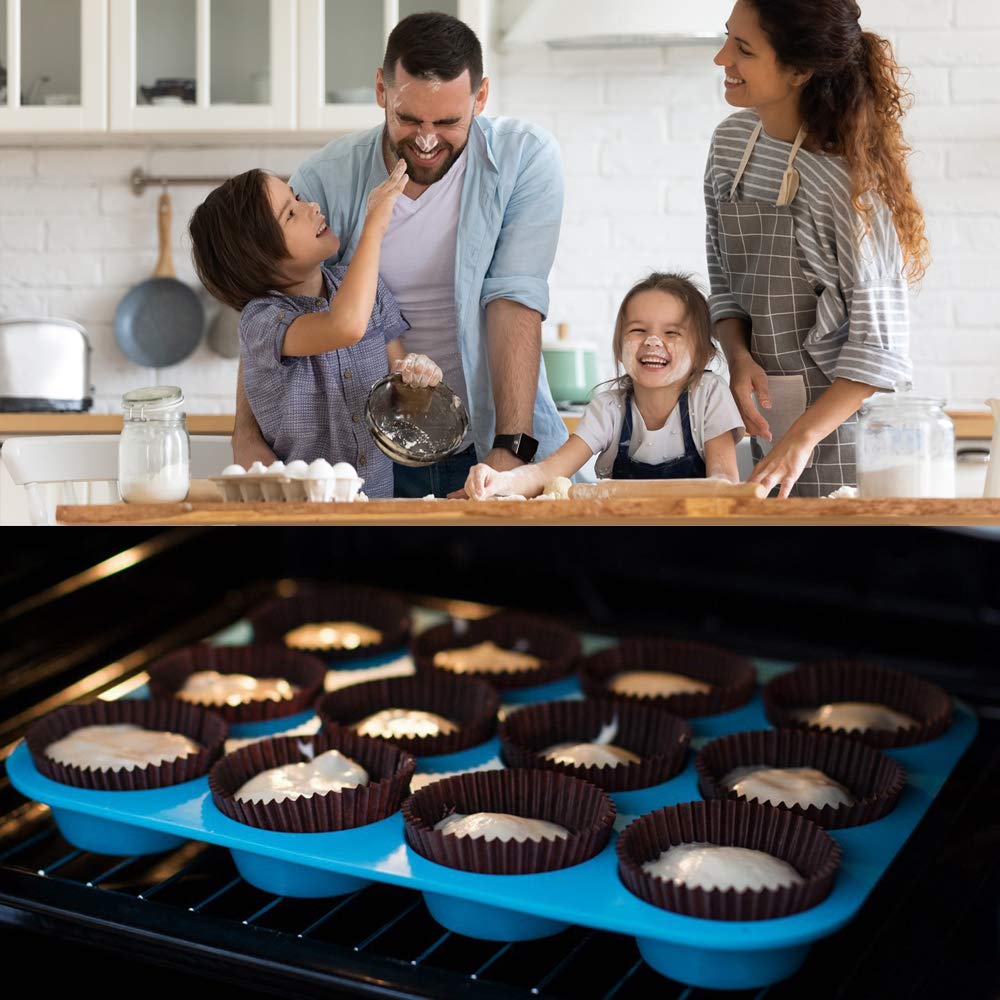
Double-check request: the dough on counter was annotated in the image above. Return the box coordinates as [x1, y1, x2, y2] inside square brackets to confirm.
[284, 621, 383, 651]
[534, 476, 573, 501]
[608, 670, 712, 698]
[176, 670, 296, 707]
[45, 724, 200, 771]
[642, 842, 803, 892]
[434, 811, 569, 842]
[354, 708, 458, 740]
[490, 494, 527, 501]
[822, 485, 859, 499]
[234, 748, 368, 803]
[789, 701, 917, 733]
[720, 765, 855, 810]
[541, 741, 640, 768]
[433, 639, 544, 675]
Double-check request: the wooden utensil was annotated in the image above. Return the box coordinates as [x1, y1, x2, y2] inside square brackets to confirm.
[570, 479, 768, 500]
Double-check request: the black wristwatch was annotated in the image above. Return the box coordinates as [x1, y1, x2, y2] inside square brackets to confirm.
[492, 433, 539, 463]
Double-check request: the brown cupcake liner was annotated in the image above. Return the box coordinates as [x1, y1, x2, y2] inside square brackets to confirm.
[403, 768, 615, 875]
[246, 583, 412, 667]
[578, 639, 757, 718]
[762, 661, 952, 748]
[147, 643, 326, 725]
[499, 698, 691, 793]
[315, 673, 500, 757]
[695, 728, 906, 829]
[616, 799, 841, 921]
[209, 727, 415, 833]
[412, 611, 582, 691]
[25, 699, 227, 791]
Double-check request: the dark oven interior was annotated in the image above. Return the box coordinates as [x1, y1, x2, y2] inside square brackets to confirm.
[1, 528, 998, 999]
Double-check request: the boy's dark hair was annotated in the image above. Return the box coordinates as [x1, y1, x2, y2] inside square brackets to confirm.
[383, 12, 483, 92]
[189, 169, 291, 312]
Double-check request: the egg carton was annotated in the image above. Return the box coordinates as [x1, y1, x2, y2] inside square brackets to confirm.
[209, 474, 366, 503]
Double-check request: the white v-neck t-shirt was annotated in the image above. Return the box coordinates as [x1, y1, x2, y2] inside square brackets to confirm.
[378, 149, 471, 443]
[574, 374, 745, 478]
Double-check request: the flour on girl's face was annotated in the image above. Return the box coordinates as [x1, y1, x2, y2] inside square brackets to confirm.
[619, 291, 695, 390]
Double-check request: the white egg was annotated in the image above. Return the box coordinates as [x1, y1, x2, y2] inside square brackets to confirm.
[221, 464, 246, 477]
[308, 458, 335, 478]
[247, 461, 268, 475]
[331, 462, 357, 479]
[285, 460, 309, 478]
[266, 461, 286, 476]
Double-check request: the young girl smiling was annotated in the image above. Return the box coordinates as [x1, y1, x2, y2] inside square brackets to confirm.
[190, 161, 443, 499]
[464, 273, 745, 500]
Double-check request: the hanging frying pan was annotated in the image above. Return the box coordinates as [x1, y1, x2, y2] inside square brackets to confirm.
[114, 190, 204, 367]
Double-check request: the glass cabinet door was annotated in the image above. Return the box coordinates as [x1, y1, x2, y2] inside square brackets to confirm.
[111, 0, 294, 131]
[0, 0, 106, 129]
[300, 0, 484, 131]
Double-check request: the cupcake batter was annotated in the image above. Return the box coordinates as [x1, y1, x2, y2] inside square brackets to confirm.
[235, 748, 369, 803]
[642, 842, 803, 891]
[45, 724, 200, 771]
[177, 670, 296, 707]
[608, 670, 712, 697]
[284, 621, 383, 651]
[354, 708, 458, 739]
[434, 811, 569, 842]
[721, 765, 855, 810]
[790, 701, 916, 733]
[541, 741, 640, 768]
[433, 640, 543, 675]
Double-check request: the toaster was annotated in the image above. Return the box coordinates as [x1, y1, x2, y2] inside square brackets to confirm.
[0, 317, 93, 411]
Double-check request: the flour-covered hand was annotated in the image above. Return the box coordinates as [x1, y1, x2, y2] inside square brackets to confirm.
[392, 353, 442, 389]
[464, 463, 515, 501]
[748, 431, 814, 499]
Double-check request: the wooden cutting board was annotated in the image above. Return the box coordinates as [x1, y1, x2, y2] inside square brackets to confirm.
[570, 479, 768, 499]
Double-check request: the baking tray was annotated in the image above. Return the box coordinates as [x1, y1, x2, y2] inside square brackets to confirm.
[7, 618, 977, 992]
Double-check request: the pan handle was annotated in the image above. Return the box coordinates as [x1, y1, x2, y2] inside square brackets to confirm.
[153, 190, 176, 279]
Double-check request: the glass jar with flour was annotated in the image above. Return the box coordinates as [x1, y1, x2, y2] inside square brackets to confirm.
[856, 391, 955, 498]
[119, 386, 190, 503]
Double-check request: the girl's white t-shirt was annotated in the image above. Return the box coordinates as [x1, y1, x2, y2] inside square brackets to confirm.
[574, 374, 745, 478]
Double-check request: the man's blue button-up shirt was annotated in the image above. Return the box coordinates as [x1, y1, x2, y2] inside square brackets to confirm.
[289, 115, 569, 463]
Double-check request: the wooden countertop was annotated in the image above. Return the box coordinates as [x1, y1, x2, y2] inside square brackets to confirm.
[57, 496, 1000, 527]
[1, 410, 993, 439]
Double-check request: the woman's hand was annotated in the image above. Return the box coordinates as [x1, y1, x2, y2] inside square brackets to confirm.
[365, 159, 408, 235]
[392, 353, 442, 389]
[464, 463, 515, 501]
[747, 431, 815, 498]
[728, 354, 773, 441]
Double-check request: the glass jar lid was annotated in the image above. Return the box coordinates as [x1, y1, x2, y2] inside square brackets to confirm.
[122, 385, 185, 419]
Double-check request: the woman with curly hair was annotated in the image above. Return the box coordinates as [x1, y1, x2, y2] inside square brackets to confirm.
[705, 0, 930, 497]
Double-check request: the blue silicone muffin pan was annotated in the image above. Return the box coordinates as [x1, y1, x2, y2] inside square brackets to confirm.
[7, 617, 977, 991]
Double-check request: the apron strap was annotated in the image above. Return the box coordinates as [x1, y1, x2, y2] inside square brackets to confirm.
[729, 122, 808, 206]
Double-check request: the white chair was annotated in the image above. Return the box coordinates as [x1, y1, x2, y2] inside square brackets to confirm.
[1, 434, 233, 525]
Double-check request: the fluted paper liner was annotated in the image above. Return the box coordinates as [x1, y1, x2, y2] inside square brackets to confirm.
[209, 727, 415, 833]
[763, 661, 952, 748]
[148, 643, 326, 725]
[412, 611, 581, 691]
[499, 698, 691, 792]
[316, 673, 499, 757]
[695, 728, 906, 829]
[25, 699, 227, 791]
[246, 583, 412, 666]
[579, 639, 756, 718]
[616, 799, 841, 921]
[403, 769, 615, 875]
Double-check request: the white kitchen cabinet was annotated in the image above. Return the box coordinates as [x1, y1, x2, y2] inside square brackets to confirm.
[297, 0, 490, 132]
[0, 0, 107, 131]
[109, 0, 296, 132]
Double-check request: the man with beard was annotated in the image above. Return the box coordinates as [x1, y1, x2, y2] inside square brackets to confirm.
[232, 12, 567, 497]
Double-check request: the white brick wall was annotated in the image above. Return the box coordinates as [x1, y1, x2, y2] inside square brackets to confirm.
[494, 0, 1000, 405]
[0, 0, 997, 415]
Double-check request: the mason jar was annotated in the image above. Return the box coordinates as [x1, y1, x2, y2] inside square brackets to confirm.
[118, 386, 190, 503]
[856, 392, 955, 498]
